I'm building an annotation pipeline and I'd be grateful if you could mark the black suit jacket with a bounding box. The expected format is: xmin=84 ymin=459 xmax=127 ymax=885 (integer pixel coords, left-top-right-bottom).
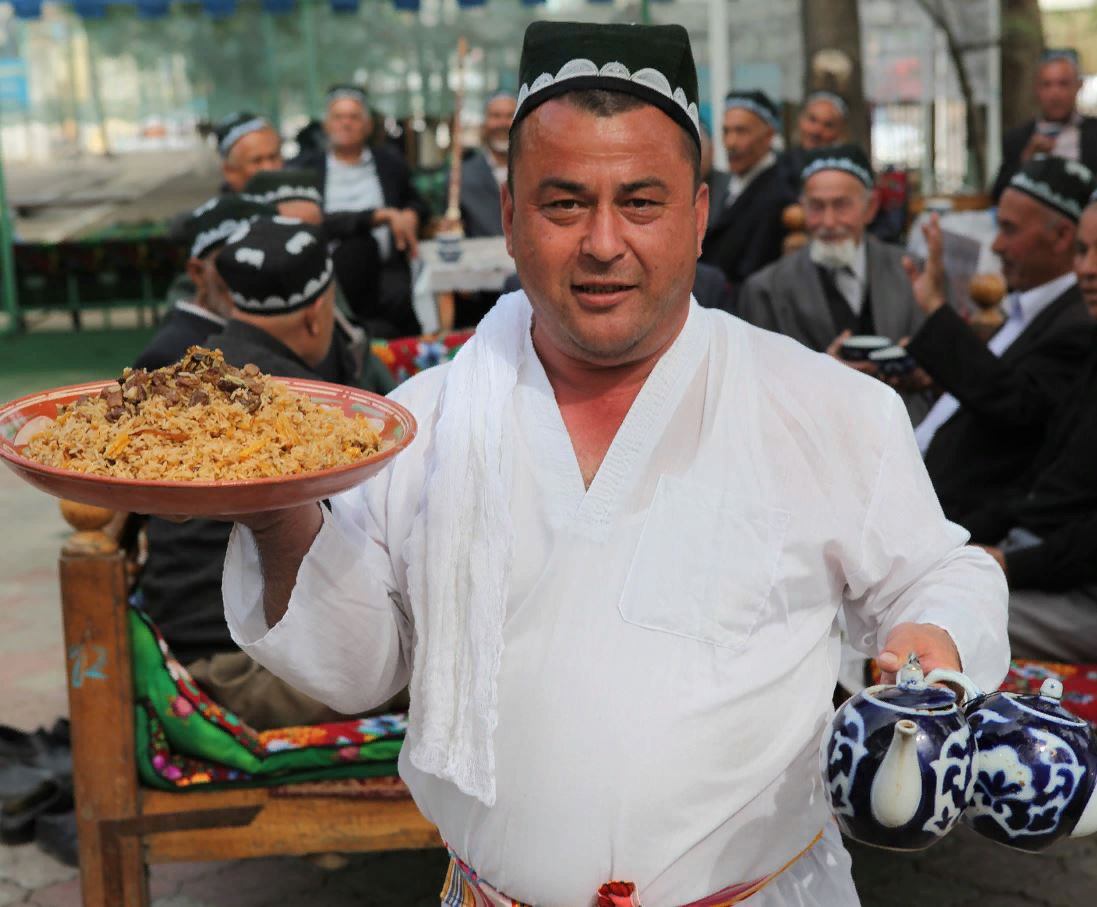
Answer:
xmin=699 ymin=163 xmax=790 ymax=303
xmin=908 ymin=283 xmax=1094 ymax=523
xmin=963 ymin=339 xmax=1097 ymax=591
xmin=990 ymin=117 xmax=1097 ymax=203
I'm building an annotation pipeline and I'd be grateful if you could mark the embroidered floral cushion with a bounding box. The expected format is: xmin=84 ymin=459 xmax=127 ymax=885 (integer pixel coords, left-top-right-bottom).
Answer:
xmin=130 ymin=608 xmax=403 ymax=790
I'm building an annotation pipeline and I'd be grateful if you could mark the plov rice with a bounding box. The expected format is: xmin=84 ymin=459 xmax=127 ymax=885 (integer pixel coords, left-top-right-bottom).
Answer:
xmin=24 ymin=347 xmax=384 ymax=481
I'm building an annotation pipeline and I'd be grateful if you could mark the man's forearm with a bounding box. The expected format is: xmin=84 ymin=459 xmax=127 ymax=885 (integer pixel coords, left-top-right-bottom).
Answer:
xmin=247 ymin=502 xmax=325 ymax=628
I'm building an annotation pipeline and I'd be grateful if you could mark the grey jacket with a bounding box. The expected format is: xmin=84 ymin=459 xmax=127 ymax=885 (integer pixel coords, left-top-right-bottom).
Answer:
xmin=459 ymin=151 xmax=505 ymax=238
xmin=738 ymin=235 xmax=932 ymax=423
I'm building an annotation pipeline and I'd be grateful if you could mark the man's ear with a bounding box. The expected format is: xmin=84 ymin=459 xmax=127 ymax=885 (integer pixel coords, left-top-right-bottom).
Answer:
xmin=501 ymin=180 xmax=515 ymax=259
xmin=184 ymin=257 xmax=204 ymax=285
xmin=694 ymin=181 xmax=710 ymax=257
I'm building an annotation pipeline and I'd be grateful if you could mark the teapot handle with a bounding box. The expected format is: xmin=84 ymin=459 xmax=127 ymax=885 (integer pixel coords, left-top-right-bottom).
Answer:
xmin=924 ymin=668 xmax=983 ymax=705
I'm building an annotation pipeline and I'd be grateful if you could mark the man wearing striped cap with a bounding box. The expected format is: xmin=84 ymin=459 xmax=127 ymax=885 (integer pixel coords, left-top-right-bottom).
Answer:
xmin=699 ymin=90 xmax=791 ymax=304
xmin=214 ymin=111 xmax=283 ymax=193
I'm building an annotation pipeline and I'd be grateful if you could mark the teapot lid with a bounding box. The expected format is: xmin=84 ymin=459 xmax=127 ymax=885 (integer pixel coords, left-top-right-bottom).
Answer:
xmin=1006 ymin=678 xmax=1089 ymax=727
xmin=865 ymin=655 xmax=958 ymax=712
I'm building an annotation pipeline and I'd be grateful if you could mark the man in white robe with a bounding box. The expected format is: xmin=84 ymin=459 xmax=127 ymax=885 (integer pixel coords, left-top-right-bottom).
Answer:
xmin=217 ymin=21 xmax=1009 ymax=907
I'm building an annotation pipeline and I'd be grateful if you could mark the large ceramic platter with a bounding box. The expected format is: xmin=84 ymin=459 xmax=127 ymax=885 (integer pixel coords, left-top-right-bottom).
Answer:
xmin=0 ymin=377 xmax=416 ymax=516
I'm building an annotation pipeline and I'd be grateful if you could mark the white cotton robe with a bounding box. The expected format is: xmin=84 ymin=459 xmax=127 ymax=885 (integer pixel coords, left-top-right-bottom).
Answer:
xmin=222 ymin=303 xmax=1009 ymax=907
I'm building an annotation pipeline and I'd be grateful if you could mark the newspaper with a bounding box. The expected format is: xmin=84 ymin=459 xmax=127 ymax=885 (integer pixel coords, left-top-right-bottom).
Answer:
xmin=939 ymin=228 xmax=984 ymax=317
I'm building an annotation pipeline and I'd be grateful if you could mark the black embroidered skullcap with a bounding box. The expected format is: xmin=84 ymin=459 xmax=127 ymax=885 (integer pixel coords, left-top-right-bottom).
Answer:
xmin=1007 ymin=155 xmax=1097 ymax=223
xmin=804 ymin=90 xmax=848 ymax=118
xmin=800 ymin=143 xmax=875 ymax=189
xmin=214 ymin=111 xmax=272 ymax=158
xmin=183 ymin=194 xmax=278 ymax=261
xmin=242 ymin=168 xmax=324 ymax=208
xmin=1041 ymin=48 xmax=1080 ymax=69
xmin=326 ymin=83 xmax=368 ymax=109
xmin=724 ymin=90 xmax=780 ymax=131
xmin=511 ymin=21 xmax=701 ymax=150
xmin=215 ymin=217 xmax=334 ymax=316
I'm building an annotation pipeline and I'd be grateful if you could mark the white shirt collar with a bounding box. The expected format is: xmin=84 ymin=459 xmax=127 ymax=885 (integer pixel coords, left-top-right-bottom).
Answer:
xmin=1008 ymin=271 xmax=1077 ymax=325
xmin=728 ymin=150 xmax=777 ymax=199
xmin=173 ymin=300 xmax=227 ymax=326
xmin=848 ymin=239 xmax=867 ymax=283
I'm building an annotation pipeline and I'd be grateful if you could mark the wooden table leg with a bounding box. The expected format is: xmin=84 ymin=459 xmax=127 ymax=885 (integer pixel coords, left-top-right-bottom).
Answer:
xmin=60 ymin=545 xmax=149 ymax=907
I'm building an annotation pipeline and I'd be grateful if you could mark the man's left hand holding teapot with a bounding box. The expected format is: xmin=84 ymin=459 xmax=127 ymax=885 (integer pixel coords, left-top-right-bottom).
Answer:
xmin=876 ymin=622 xmax=961 ymax=685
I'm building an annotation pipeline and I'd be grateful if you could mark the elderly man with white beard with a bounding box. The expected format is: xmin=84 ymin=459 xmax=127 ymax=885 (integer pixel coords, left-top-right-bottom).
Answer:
xmin=738 ymin=144 xmax=932 ymax=424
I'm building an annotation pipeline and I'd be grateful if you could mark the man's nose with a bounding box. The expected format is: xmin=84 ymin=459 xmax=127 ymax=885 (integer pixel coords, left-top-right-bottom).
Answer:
xmin=579 ymin=204 xmax=627 ymax=263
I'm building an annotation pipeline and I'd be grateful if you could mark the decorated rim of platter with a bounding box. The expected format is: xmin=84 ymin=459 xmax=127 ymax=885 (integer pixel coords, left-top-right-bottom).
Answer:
xmin=0 ymin=376 xmax=416 ymax=491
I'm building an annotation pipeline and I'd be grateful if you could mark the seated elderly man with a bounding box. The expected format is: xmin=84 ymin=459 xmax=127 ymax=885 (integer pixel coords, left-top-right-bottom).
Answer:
xmin=700 ymin=90 xmax=791 ymax=302
xmin=776 ymin=90 xmax=847 ymax=196
xmin=738 ymin=144 xmax=932 ymax=424
xmin=292 ymin=84 xmax=431 ymax=339
xmin=956 ymin=195 xmax=1097 ymax=663
xmin=136 ymin=195 xmax=275 ymax=371
xmin=905 ymin=156 xmax=1096 ymax=524
xmin=138 ymin=217 xmax=403 ymax=729
xmin=214 ymin=111 xmax=283 ymax=193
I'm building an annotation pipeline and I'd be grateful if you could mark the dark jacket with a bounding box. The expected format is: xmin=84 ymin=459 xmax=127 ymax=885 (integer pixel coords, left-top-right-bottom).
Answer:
xmin=908 ymin=283 xmax=1094 ymax=523
xmin=964 ymin=337 xmax=1097 ymax=591
xmin=134 ymin=305 xmax=225 ymax=372
xmin=990 ymin=116 xmax=1097 ymax=203
xmin=699 ymin=162 xmax=790 ymax=303
xmin=137 ymin=321 xmax=331 ymax=664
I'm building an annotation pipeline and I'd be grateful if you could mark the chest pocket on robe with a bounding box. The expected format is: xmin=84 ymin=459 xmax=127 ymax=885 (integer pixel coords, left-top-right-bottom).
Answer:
xmin=617 ymin=474 xmax=791 ymax=652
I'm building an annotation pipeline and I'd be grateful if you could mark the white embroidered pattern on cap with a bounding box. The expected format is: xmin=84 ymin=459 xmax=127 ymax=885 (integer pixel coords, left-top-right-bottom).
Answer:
xmin=235 ymin=247 xmax=265 ymax=269
xmin=515 ymin=59 xmax=700 ymax=140
xmin=285 ymin=231 xmax=316 ymax=255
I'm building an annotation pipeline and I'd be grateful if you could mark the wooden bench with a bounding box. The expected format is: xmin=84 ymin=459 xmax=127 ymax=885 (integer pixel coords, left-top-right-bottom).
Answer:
xmin=56 ymin=502 xmax=442 ymax=907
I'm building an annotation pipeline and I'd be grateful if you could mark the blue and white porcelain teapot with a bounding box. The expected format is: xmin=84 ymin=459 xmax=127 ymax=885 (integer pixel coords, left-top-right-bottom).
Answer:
xmin=820 ymin=653 xmax=977 ymax=851
xmin=964 ymin=677 xmax=1097 ymax=852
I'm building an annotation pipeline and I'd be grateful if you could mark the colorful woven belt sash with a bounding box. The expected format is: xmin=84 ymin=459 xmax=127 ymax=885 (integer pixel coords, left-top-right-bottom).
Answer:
xmin=440 ymin=828 xmax=824 ymax=907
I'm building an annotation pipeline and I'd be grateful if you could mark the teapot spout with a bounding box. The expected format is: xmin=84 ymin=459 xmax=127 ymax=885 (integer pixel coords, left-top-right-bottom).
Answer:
xmin=1071 ymin=787 xmax=1097 ymax=838
xmin=870 ymin=719 xmax=923 ymax=828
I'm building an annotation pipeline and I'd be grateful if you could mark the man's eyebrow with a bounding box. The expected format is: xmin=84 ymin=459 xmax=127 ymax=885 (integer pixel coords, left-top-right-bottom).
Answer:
xmin=536 ymin=178 xmax=587 ymax=194
xmin=619 ymin=178 xmax=669 ymax=193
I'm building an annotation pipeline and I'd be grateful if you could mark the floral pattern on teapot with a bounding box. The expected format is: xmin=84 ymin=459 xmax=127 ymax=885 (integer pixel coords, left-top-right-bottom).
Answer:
xmin=964 ymin=679 xmax=1097 ymax=852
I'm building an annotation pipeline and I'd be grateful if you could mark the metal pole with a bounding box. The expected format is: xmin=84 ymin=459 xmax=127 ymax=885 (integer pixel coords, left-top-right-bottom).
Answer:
xmin=260 ymin=11 xmax=282 ymax=131
xmin=299 ymin=0 xmax=322 ymax=119
xmin=0 ymin=102 xmax=21 ymax=335
xmin=708 ymin=0 xmax=729 ymax=171
xmin=641 ymin=0 xmax=651 ymax=26
xmin=986 ymin=0 xmax=1001 ymax=190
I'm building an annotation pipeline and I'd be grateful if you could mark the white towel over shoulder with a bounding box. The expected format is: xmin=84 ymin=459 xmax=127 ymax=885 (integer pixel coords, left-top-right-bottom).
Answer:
xmin=402 ymin=290 xmax=532 ymax=806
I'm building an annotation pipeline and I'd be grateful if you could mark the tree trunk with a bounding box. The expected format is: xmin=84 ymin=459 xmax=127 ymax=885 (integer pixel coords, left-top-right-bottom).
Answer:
xmin=1000 ymin=0 xmax=1045 ymax=133
xmin=801 ymin=0 xmax=870 ymax=154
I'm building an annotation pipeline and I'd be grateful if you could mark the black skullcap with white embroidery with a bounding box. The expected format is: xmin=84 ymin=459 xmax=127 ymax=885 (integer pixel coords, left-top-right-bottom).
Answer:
xmin=214 ymin=111 xmax=271 ymax=158
xmin=242 ymin=168 xmax=324 ymax=208
xmin=326 ymin=83 xmax=368 ymax=109
xmin=511 ymin=21 xmax=701 ymax=150
xmin=215 ymin=217 xmax=334 ymax=316
xmin=725 ymin=90 xmax=781 ymax=131
xmin=1007 ymin=155 xmax=1097 ymax=223
xmin=183 ymin=195 xmax=278 ymax=261
xmin=800 ymin=143 xmax=875 ymax=189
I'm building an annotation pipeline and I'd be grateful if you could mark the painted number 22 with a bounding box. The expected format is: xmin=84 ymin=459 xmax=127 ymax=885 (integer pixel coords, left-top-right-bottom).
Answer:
xmin=68 ymin=644 xmax=108 ymax=688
